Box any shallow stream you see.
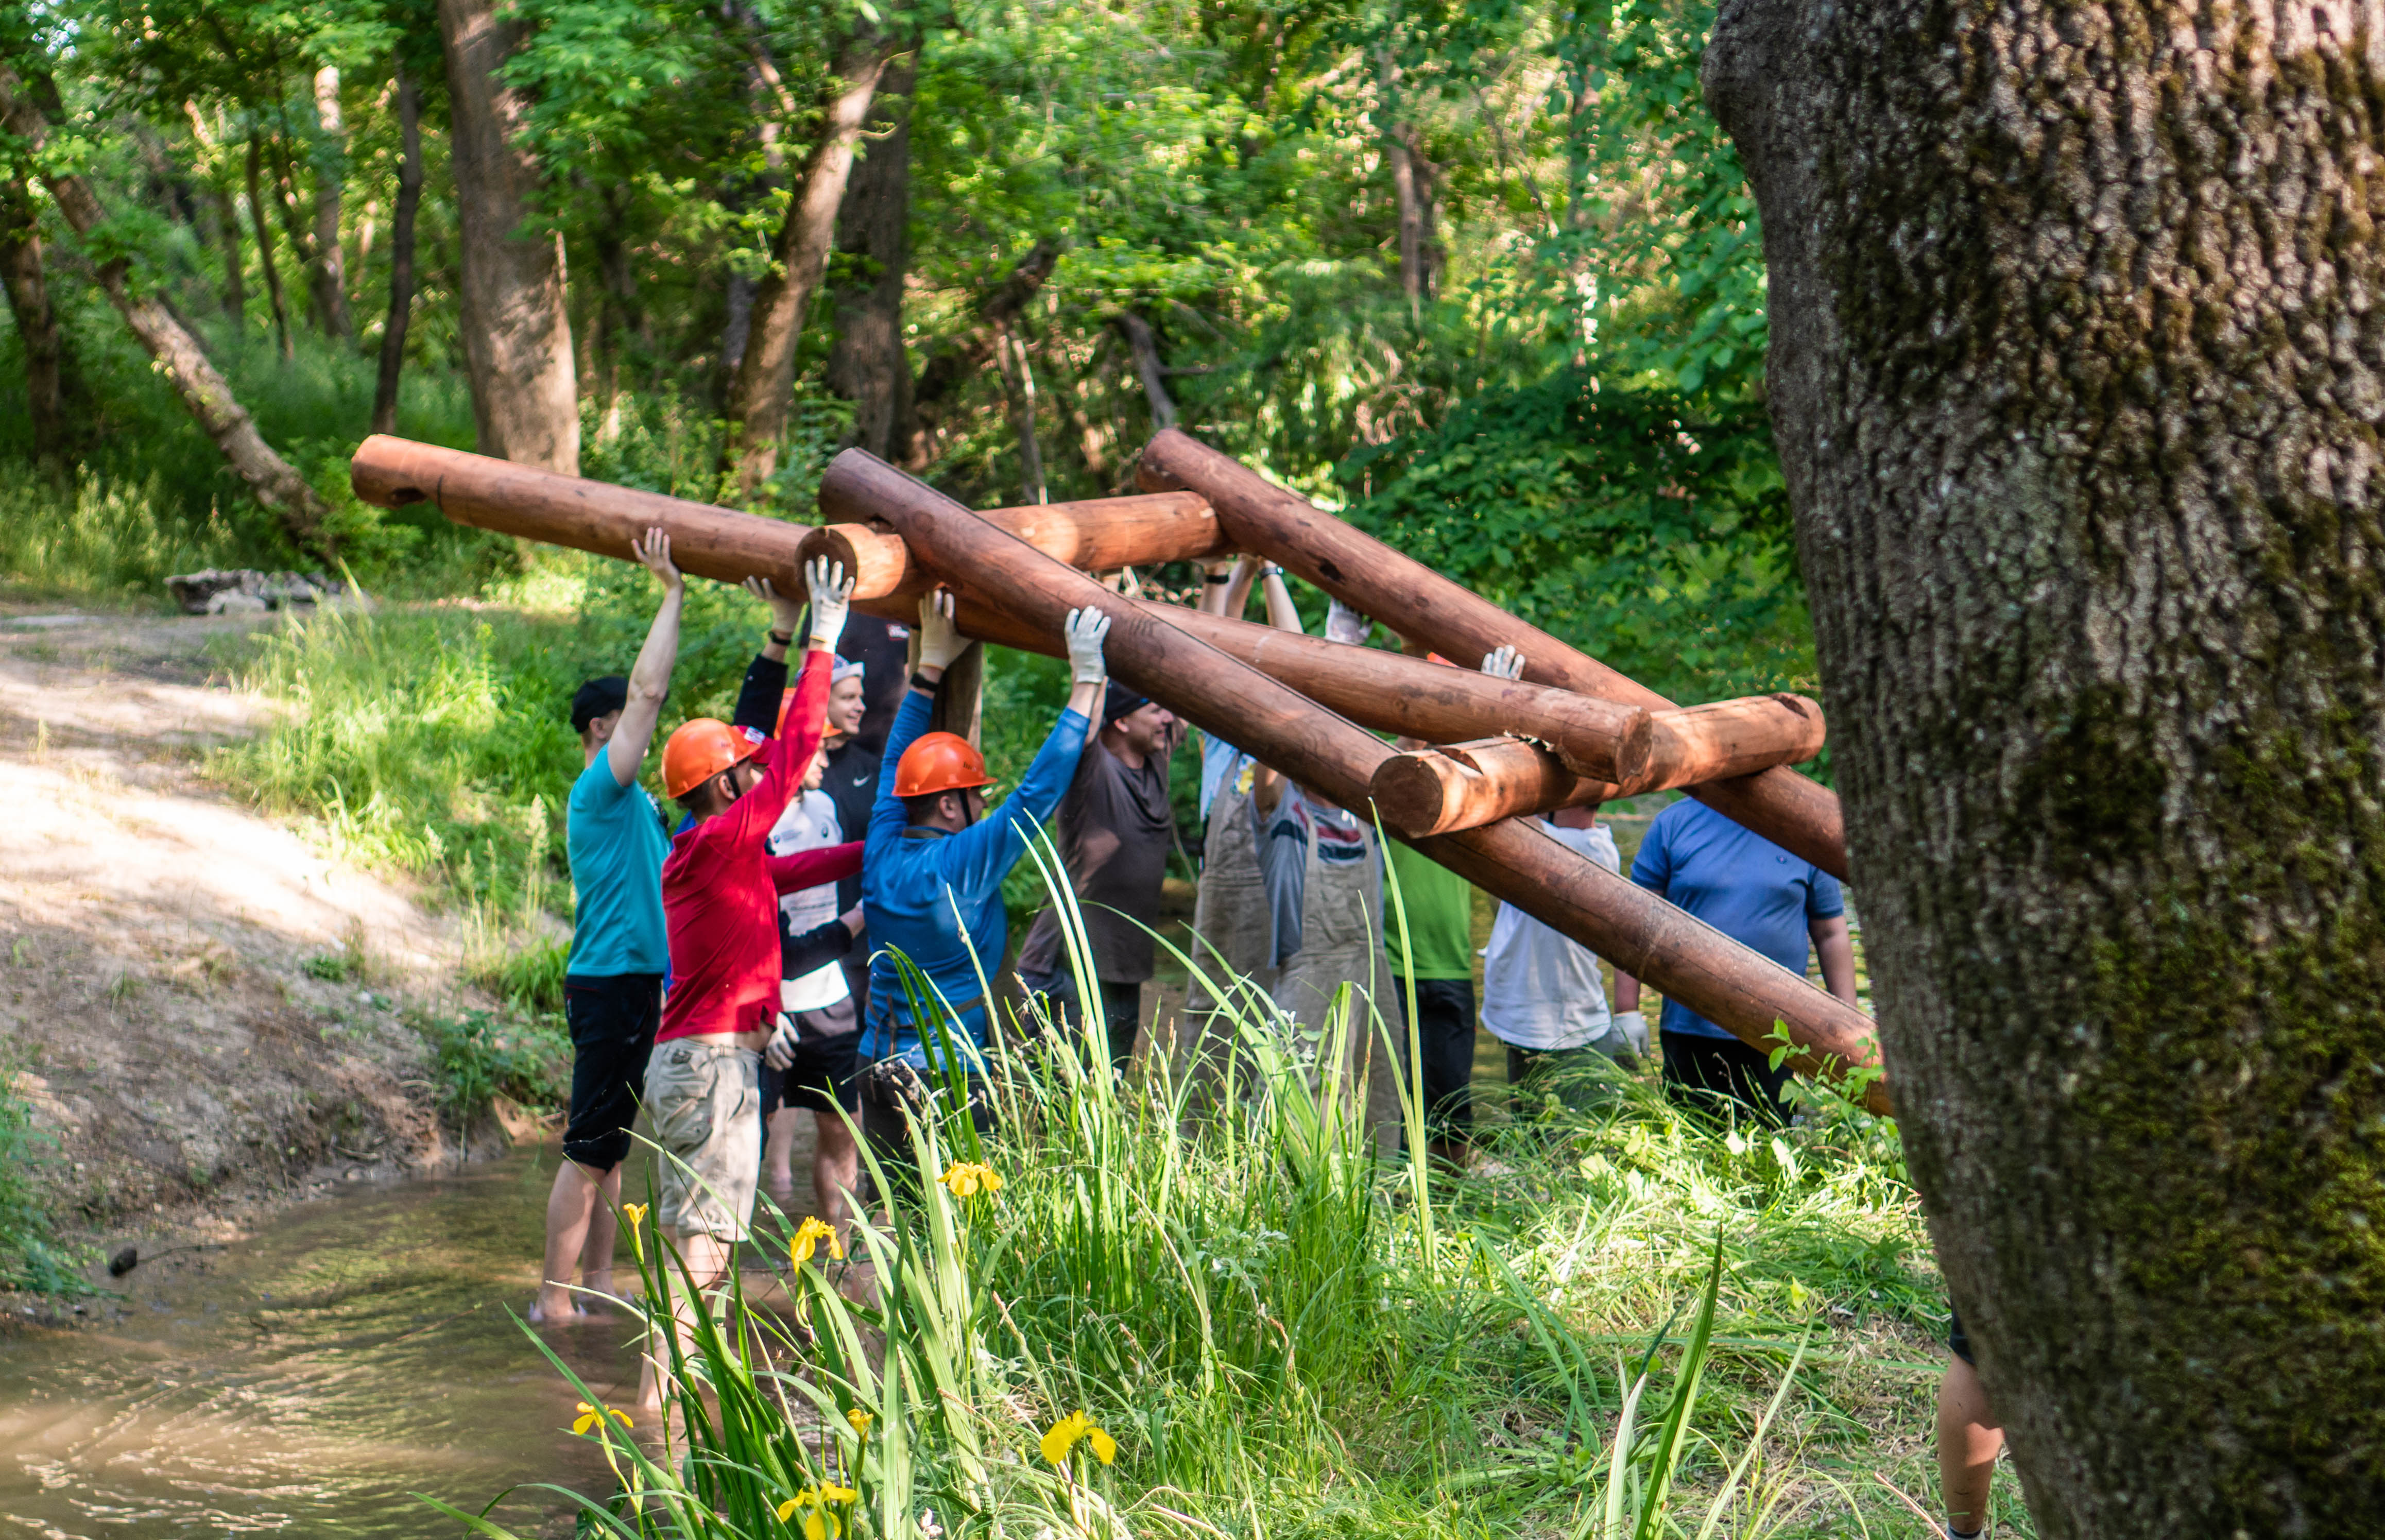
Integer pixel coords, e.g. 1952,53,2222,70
0,1149,643,1538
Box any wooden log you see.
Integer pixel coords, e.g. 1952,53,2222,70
811,489,1224,601
817,447,1890,1114
1137,427,1850,879
350,434,814,589
1372,737,1599,838
1643,694,1827,789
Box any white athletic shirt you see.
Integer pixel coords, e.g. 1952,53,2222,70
766,788,850,1012
1481,820,1621,1051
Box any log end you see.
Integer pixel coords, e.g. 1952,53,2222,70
799,522,914,602
1370,750,1466,839
349,434,435,510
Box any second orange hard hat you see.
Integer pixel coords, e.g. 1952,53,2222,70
663,718,765,799
894,731,994,799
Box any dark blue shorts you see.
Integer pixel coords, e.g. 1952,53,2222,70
562,973,662,1171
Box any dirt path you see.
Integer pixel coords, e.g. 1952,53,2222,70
0,600,491,1239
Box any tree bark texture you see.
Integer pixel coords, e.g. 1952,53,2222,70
0,175,73,463
825,53,914,460
722,26,895,502
1705,3,2385,1533
371,63,423,438
308,65,352,341
439,0,580,475
0,65,326,541
245,133,295,362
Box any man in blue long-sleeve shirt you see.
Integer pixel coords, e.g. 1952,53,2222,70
856,591,1112,1175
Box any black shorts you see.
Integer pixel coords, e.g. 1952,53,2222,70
1948,1304,1974,1364
1661,1031,1794,1127
760,997,862,1119
562,973,663,1171
1396,976,1478,1137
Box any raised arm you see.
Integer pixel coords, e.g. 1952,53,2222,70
769,841,865,893
605,529,684,787
723,559,853,849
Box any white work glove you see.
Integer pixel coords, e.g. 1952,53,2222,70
804,557,852,652
918,589,968,670
1325,598,1371,646
1482,644,1526,681
1612,1010,1648,1057
764,1013,801,1072
1065,605,1112,686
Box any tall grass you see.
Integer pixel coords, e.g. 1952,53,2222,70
444,867,1998,1540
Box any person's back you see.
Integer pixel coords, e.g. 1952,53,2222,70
1623,797,1854,1122
1483,815,1640,1109
1383,840,1478,1163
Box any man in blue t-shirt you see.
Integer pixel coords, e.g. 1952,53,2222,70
1614,796,1857,1125
534,528,684,1324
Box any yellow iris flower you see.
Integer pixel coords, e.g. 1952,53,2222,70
791,1216,844,1267
622,1202,647,1229
572,1400,633,1435
936,1161,1004,1199
1039,1410,1117,1466
775,1483,858,1539
846,1407,873,1436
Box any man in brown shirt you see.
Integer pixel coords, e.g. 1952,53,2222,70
1014,689,1181,1069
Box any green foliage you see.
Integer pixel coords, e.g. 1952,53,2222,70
0,1069,85,1295
418,1007,571,1122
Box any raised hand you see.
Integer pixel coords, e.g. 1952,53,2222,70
743,574,807,638
633,527,682,590
1065,606,1111,686
1481,643,1526,681
918,589,969,671
804,557,852,652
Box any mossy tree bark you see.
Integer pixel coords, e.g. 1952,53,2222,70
1706,3,2385,1533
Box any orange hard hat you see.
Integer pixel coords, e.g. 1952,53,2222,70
776,687,799,739
894,731,994,798
663,718,764,799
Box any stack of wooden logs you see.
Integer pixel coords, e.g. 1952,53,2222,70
350,432,1887,1113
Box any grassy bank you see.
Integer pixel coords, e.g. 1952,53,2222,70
455,913,1995,1540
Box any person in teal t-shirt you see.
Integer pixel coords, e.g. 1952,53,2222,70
535,529,685,1326
1385,840,1480,1165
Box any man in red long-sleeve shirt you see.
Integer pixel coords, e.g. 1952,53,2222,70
638,557,857,1409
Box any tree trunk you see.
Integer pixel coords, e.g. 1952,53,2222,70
308,65,352,341
211,181,246,327
0,65,327,541
721,26,895,502
0,175,72,464
1704,4,2385,1533
824,53,913,460
1115,312,1176,432
902,239,1058,467
245,133,295,363
439,0,580,474
1377,49,1438,314
990,316,1046,504
371,62,423,437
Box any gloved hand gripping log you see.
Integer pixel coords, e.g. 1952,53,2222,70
813,448,1890,1116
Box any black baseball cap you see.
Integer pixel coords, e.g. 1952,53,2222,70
572,676,629,732
1102,688,1153,727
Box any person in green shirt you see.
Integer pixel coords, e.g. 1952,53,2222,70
1385,832,1481,1168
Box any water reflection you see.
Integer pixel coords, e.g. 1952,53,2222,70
0,1149,639,1539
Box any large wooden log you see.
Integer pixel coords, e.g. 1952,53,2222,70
810,491,1224,601
1136,427,1850,879
1372,737,1599,837
817,447,1890,1114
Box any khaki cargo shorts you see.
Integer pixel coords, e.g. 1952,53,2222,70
643,1038,761,1243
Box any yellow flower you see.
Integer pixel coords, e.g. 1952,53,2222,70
846,1407,873,1436
572,1400,633,1435
776,1484,857,1539
622,1202,648,1230
790,1216,844,1267
1039,1410,1116,1466
937,1161,1004,1199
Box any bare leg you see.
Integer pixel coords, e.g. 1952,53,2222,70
636,1229,731,1411
812,1111,859,1236
534,1158,611,1322
1937,1354,2005,1535
762,1107,801,1191
580,1164,625,1307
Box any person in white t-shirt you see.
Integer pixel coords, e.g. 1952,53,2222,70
1480,805,1647,1110
761,734,865,1234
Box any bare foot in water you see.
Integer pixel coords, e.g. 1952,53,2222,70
528,1286,590,1324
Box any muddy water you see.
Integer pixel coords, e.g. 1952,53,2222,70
0,1149,646,1539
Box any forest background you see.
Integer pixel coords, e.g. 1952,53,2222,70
0,0,1803,978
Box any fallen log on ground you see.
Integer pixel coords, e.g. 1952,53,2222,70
817,447,1890,1115
1137,427,1850,879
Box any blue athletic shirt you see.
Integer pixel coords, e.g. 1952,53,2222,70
1628,797,1843,1040
565,752,673,977
860,690,1090,1072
